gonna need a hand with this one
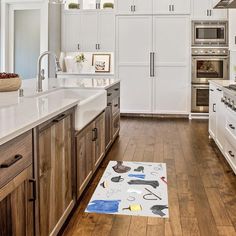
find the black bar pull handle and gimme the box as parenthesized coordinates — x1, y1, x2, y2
(53, 114, 66, 123)
(92, 128, 98, 141)
(229, 151, 235, 158)
(229, 124, 235, 130)
(0, 154, 23, 168)
(29, 179, 36, 202)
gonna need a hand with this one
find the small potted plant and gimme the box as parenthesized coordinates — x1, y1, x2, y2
(68, 3, 80, 9)
(103, 2, 114, 9)
(74, 53, 86, 73)
(0, 73, 21, 92)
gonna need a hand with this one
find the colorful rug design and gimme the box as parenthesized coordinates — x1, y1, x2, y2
(85, 161, 169, 218)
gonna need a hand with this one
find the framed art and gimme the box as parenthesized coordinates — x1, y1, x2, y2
(92, 54, 111, 73)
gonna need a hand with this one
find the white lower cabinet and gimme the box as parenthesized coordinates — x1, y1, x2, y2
(208, 82, 236, 174)
(116, 15, 190, 114)
(209, 83, 225, 151)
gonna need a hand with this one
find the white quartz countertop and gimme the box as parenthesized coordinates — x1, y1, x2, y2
(209, 80, 236, 87)
(0, 77, 119, 146)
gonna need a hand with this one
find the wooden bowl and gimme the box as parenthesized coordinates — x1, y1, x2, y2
(0, 77, 22, 92)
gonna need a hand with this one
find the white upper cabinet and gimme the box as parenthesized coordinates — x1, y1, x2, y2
(98, 12, 115, 51)
(192, 0, 228, 19)
(229, 10, 236, 51)
(115, 0, 152, 15)
(153, 0, 190, 15)
(133, 0, 153, 14)
(115, 0, 134, 14)
(81, 11, 98, 52)
(62, 13, 83, 52)
(172, 0, 191, 14)
(62, 11, 115, 52)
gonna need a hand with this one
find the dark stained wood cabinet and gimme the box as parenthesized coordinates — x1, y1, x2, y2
(76, 111, 105, 199)
(0, 131, 34, 236)
(105, 82, 120, 151)
(76, 123, 94, 199)
(94, 112, 105, 170)
(0, 167, 34, 236)
(35, 108, 75, 236)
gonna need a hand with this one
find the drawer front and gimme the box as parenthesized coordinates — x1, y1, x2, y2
(226, 108, 236, 140)
(107, 83, 120, 103)
(0, 131, 33, 188)
(224, 139, 236, 172)
(112, 97, 120, 115)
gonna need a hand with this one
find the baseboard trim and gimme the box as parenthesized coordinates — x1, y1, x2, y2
(121, 113, 189, 119)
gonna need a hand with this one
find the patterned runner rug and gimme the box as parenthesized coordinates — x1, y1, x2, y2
(85, 161, 169, 218)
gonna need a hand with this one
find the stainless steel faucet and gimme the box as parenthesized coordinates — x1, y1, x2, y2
(36, 51, 62, 92)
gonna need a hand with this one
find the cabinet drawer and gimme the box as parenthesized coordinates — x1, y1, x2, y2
(112, 97, 120, 115)
(107, 83, 120, 103)
(226, 108, 236, 141)
(0, 131, 33, 188)
(224, 139, 236, 173)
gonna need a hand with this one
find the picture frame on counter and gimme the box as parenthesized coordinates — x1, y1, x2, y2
(92, 54, 111, 73)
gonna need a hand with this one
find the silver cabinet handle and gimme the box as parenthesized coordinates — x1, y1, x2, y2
(77, 43, 80, 50)
(150, 52, 155, 77)
(152, 52, 155, 77)
(133, 5, 136, 12)
(98, 44, 100, 50)
(207, 10, 209, 16)
(172, 5, 174, 11)
(150, 52, 152, 77)
(210, 10, 212, 16)
(131, 5, 133, 12)
(169, 5, 171, 12)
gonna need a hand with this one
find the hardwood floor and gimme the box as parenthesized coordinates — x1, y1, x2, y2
(62, 117, 236, 236)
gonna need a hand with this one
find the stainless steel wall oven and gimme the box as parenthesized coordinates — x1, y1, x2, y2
(191, 48, 229, 113)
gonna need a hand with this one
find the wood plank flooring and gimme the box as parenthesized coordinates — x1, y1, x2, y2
(62, 117, 236, 236)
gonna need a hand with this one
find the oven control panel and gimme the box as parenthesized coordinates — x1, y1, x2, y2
(222, 89, 236, 112)
(192, 48, 229, 56)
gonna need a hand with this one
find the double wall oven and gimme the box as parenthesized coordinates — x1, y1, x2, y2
(191, 21, 229, 113)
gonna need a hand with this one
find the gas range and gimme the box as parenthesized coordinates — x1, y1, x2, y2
(222, 84, 236, 112)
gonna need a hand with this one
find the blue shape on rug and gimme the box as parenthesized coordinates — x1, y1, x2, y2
(86, 200, 121, 214)
(128, 174, 145, 179)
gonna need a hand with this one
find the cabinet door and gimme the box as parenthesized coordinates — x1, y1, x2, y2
(76, 123, 94, 198)
(209, 86, 217, 139)
(38, 112, 74, 236)
(115, 0, 134, 14)
(172, 0, 191, 14)
(62, 13, 82, 51)
(229, 10, 236, 51)
(215, 87, 225, 151)
(192, 0, 210, 19)
(94, 112, 105, 170)
(105, 105, 113, 150)
(210, 0, 228, 19)
(133, 0, 153, 14)
(153, 0, 172, 14)
(153, 16, 190, 114)
(153, 16, 190, 64)
(98, 12, 115, 51)
(154, 67, 189, 114)
(117, 16, 153, 113)
(81, 12, 98, 52)
(0, 167, 34, 236)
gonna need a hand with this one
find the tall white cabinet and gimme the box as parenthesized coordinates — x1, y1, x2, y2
(116, 13, 190, 114)
(117, 16, 153, 113)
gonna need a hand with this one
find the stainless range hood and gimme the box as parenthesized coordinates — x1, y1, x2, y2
(214, 0, 236, 8)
